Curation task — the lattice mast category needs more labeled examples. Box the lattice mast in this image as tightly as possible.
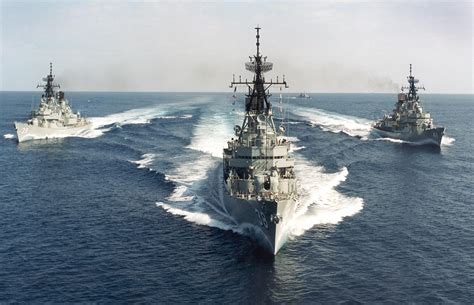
[401,64,425,101]
[230,27,288,115]
[37,62,60,98]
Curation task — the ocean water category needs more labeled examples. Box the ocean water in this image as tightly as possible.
[0,91,472,303]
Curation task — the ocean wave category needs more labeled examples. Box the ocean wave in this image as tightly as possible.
[156,149,363,249]
[80,106,171,138]
[290,145,306,152]
[288,159,364,237]
[373,135,455,147]
[373,137,407,144]
[282,136,300,142]
[79,105,193,139]
[152,107,363,249]
[164,185,195,202]
[293,106,454,148]
[186,112,234,157]
[3,133,16,140]
[130,153,156,169]
[158,114,193,120]
[441,136,455,146]
[156,202,239,232]
[292,107,373,139]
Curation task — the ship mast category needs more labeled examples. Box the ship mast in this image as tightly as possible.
[401,64,424,101]
[37,62,60,98]
[230,27,288,115]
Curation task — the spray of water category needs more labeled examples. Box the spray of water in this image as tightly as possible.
[290,159,364,237]
[129,107,365,247]
[441,136,455,146]
[186,112,234,157]
[3,134,16,140]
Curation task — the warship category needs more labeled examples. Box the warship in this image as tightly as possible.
[297,92,311,99]
[373,64,444,146]
[223,27,298,254]
[14,63,90,143]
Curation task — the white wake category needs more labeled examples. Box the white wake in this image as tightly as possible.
[133,108,364,247]
[158,111,234,224]
[131,110,240,232]
[130,153,156,169]
[81,105,175,138]
[441,136,455,146]
[8,105,192,142]
[290,160,364,237]
[374,134,455,147]
[292,107,373,140]
[156,202,233,231]
[186,112,234,157]
[292,106,455,147]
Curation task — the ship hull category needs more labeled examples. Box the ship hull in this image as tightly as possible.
[373,126,444,146]
[223,192,296,255]
[14,122,92,143]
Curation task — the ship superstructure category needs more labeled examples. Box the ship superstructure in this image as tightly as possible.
[223,27,297,254]
[14,63,90,142]
[373,65,444,146]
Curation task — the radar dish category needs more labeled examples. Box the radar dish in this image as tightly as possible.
[257,114,266,123]
[245,61,273,73]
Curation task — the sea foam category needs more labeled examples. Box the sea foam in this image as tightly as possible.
[151,108,363,245]
[3,134,15,140]
[289,160,364,237]
[441,136,455,146]
[292,107,373,140]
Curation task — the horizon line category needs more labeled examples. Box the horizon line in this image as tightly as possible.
[1,90,473,95]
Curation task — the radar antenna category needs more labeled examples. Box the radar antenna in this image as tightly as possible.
[37,62,60,98]
[230,27,288,115]
[401,64,424,100]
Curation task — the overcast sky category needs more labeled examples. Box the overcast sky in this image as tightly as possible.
[1,0,472,93]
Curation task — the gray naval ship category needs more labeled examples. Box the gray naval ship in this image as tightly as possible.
[14,63,90,143]
[223,27,297,255]
[373,65,444,146]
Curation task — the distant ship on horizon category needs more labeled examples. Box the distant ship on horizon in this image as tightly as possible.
[297,92,311,99]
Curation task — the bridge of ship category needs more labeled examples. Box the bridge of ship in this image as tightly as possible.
[223,129,296,200]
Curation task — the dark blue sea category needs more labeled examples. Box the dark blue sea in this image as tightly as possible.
[0,91,472,303]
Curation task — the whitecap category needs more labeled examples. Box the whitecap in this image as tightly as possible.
[130,153,156,169]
